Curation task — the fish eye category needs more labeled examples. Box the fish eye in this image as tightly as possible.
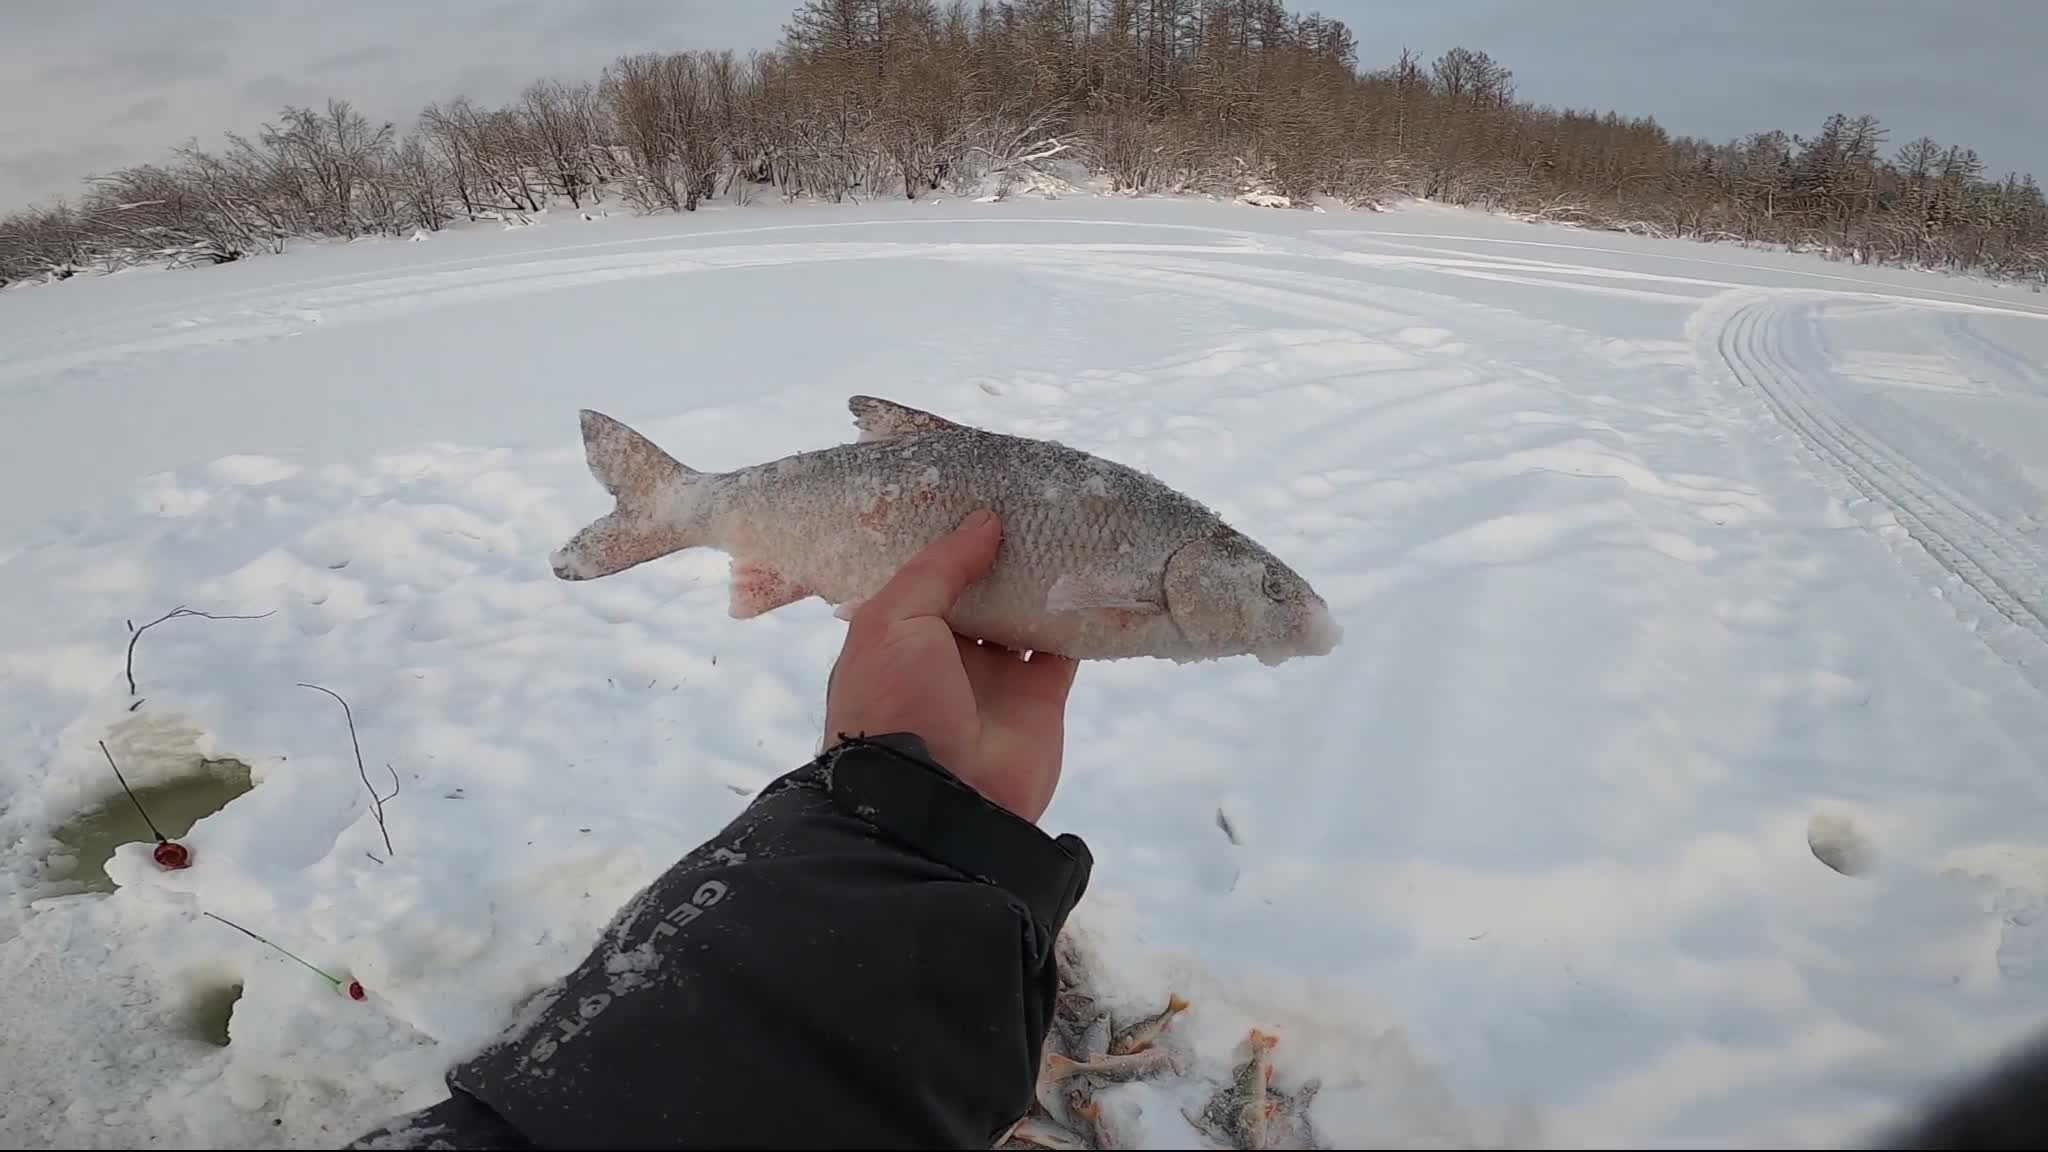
[1261,570,1286,601]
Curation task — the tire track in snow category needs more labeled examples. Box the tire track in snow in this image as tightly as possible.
[1713,294,2048,663]
[1319,227,2048,317]
[1940,312,2048,400]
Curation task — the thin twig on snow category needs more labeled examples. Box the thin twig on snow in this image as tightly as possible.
[125,605,274,696]
[297,683,398,857]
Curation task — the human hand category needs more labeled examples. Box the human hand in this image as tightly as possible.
[823,509,1080,822]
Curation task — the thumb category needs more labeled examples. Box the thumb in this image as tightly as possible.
[864,509,1002,624]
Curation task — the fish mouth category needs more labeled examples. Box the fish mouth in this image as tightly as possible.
[1257,600,1343,665]
[549,545,594,581]
[1301,600,1343,655]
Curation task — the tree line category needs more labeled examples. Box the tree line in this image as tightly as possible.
[4,0,2043,288]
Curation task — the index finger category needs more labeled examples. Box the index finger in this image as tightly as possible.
[858,508,1002,626]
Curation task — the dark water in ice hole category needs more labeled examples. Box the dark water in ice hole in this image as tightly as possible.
[43,757,254,895]
[185,979,244,1047]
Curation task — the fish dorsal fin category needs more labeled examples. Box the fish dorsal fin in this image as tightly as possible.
[849,396,962,443]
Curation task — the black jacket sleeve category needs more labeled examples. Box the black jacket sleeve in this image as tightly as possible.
[1886,1034,2048,1150]
[345,734,1092,1151]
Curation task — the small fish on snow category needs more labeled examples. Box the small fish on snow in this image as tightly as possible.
[1108,991,1189,1055]
[1074,1005,1112,1063]
[1071,1095,1132,1150]
[1189,1029,1281,1149]
[1000,1114,1091,1151]
[1042,1046,1180,1085]
[550,396,1342,665]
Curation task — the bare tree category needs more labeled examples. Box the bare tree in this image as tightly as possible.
[520,80,599,207]
[253,101,398,237]
[392,135,453,231]
[419,100,483,220]
[603,53,684,211]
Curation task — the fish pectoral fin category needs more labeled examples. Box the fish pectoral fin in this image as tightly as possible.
[1046,573,1164,614]
[848,395,963,442]
[728,559,812,619]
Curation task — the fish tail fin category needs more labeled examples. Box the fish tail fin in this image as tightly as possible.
[551,409,704,581]
[1166,993,1191,1015]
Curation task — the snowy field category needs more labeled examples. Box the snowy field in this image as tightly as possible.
[3,195,2048,1149]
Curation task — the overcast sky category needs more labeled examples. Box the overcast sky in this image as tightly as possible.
[4,0,2043,213]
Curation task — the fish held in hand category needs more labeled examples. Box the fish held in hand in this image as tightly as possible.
[550,397,1342,665]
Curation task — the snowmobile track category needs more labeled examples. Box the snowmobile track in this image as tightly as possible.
[1940,311,2048,400]
[1716,295,2048,653]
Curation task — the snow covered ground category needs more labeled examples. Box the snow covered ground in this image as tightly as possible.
[3,195,2047,1149]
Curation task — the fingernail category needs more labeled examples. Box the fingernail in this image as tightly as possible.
[961,509,996,532]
